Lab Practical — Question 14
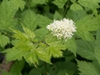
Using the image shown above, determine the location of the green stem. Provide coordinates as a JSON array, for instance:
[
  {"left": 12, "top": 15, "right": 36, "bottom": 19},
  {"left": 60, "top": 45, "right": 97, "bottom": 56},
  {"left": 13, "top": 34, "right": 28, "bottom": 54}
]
[
  {"left": 35, "top": 64, "right": 50, "bottom": 75},
  {"left": 63, "top": 0, "right": 70, "bottom": 17},
  {"left": 35, "top": 65, "right": 44, "bottom": 74}
]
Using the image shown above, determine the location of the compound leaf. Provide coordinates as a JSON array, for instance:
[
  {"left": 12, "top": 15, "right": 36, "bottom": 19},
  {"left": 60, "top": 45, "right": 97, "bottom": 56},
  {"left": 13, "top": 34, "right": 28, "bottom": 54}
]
[
  {"left": 0, "top": 34, "right": 10, "bottom": 48},
  {"left": 53, "top": 0, "right": 68, "bottom": 8},
  {"left": 78, "top": 0, "right": 100, "bottom": 10},
  {"left": 21, "top": 10, "right": 38, "bottom": 31},
  {"left": 76, "top": 40, "right": 95, "bottom": 60},
  {"left": 0, "top": 0, "right": 17, "bottom": 30},
  {"left": 5, "top": 48, "right": 26, "bottom": 62},
  {"left": 31, "top": 0, "right": 48, "bottom": 7},
  {"left": 10, "top": 0, "right": 26, "bottom": 10},
  {"left": 36, "top": 48, "right": 51, "bottom": 64},
  {"left": 77, "top": 61, "right": 99, "bottom": 75},
  {"left": 76, "top": 15, "right": 100, "bottom": 41},
  {"left": 70, "top": 3, "right": 83, "bottom": 11},
  {"left": 38, "top": 15, "right": 52, "bottom": 27},
  {"left": 64, "top": 38, "right": 77, "bottom": 56},
  {"left": 24, "top": 52, "right": 39, "bottom": 65},
  {"left": 94, "top": 30, "right": 100, "bottom": 65}
]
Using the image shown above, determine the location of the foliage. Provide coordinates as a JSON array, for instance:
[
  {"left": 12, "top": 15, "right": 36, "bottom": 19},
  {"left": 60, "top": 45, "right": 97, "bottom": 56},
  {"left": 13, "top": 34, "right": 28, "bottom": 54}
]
[{"left": 0, "top": 0, "right": 100, "bottom": 75}]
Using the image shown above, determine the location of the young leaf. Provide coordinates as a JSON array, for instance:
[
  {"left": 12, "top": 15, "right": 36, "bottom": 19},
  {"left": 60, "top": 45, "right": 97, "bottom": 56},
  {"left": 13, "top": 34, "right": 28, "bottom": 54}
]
[
  {"left": 10, "top": 0, "right": 26, "bottom": 10},
  {"left": 53, "top": 0, "right": 68, "bottom": 8},
  {"left": 0, "top": 34, "right": 10, "bottom": 48},
  {"left": 46, "top": 36, "right": 65, "bottom": 57},
  {"left": 21, "top": 10, "right": 38, "bottom": 31},
  {"left": 36, "top": 48, "right": 51, "bottom": 64},
  {"left": 47, "top": 46, "right": 63, "bottom": 58},
  {"left": 77, "top": 61, "right": 99, "bottom": 75},
  {"left": 45, "top": 34, "right": 60, "bottom": 45},
  {"left": 11, "top": 26, "right": 36, "bottom": 42},
  {"left": 24, "top": 52, "right": 39, "bottom": 65},
  {"left": 11, "top": 28, "right": 29, "bottom": 41},
  {"left": 0, "top": 0, "right": 17, "bottom": 30},
  {"left": 4, "top": 48, "right": 26, "bottom": 62},
  {"left": 23, "top": 26, "right": 36, "bottom": 41}
]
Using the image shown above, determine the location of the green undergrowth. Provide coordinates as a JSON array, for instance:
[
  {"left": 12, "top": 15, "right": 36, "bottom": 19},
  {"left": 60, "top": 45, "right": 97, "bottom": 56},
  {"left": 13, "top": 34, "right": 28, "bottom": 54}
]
[{"left": 0, "top": 0, "right": 100, "bottom": 75}]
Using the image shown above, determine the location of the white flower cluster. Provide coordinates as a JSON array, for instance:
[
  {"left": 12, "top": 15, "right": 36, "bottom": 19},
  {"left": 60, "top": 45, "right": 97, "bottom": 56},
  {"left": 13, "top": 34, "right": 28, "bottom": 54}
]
[{"left": 46, "top": 18, "right": 76, "bottom": 40}]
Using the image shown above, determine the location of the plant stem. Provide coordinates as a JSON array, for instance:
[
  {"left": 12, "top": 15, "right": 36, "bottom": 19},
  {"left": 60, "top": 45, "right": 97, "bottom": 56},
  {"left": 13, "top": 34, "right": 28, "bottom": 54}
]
[
  {"left": 0, "top": 57, "right": 13, "bottom": 75},
  {"left": 35, "top": 65, "right": 49, "bottom": 75},
  {"left": 63, "top": 0, "right": 70, "bottom": 17}
]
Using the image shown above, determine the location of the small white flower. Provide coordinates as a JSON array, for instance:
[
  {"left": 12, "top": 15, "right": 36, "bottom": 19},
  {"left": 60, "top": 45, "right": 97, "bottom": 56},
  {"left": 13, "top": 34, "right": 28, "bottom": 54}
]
[{"left": 46, "top": 18, "right": 76, "bottom": 41}]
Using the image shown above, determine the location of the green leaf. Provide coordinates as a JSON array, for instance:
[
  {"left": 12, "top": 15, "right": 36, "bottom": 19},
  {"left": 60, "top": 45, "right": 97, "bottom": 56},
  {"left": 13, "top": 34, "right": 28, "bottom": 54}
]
[
  {"left": 11, "top": 26, "right": 36, "bottom": 42},
  {"left": 57, "top": 70, "right": 67, "bottom": 75},
  {"left": 28, "top": 68, "right": 40, "bottom": 75},
  {"left": 10, "top": 0, "right": 26, "bottom": 10},
  {"left": 47, "top": 46, "right": 63, "bottom": 58},
  {"left": 76, "top": 29, "right": 94, "bottom": 41},
  {"left": 45, "top": 34, "right": 59, "bottom": 45},
  {"left": 10, "top": 61, "right": 24, "bottom": 75},
  {"left": 0, "top": 34, "right": 10, "bottom": 48},
  {"left": 34, "top": 28, "right": 49, "bottom": 41},
  {"left": 2, "top": 71, "right": 12, "bottom": 75},
  {"left": 31, "top": 0, "right": 48, "bottom": 7},
  {"left": 66, "top": 10, "right": 86, "bottom": 22},
  {"left": 78, "top": 0, "right": 100, "bottom": 10},
  {"left": 45, "top": 34, "right": 65, "bottom": 57},
  {"left": 36, "top": 48, "right": 51, "bottom": 64},
  {"left": 78, "top": 0, "right": 100, "bottom": 15},
  {"left": 76, "top": 15, "right": 100, "bottom": 41},
  {"left": 0, "top": 0, "right": 17, "bottom": 30},
  {"left": 71, "top": 0, "right": 76, "bottom": 3},
  {"left": 76, "top": 40, "right": 95, "bottom": 60},
  {"left": 64, "top": 38, "right": 77, "bottom": 56},
  {"left": 94, "top": 30, "right": 100, "bottom": 65},
  {"left": 11, "top": 28, "right": 29, "bottom": 41},
  {"left": 23, "top": 26, "right": 36, "bottom": 41},
  {"left": 21, "top": 10, "right": 38, "bottom": 31},
  {"left": 24, "top": 52, "right": 39, "bottom": 65},
  {"left": 55, "top": 61, "right": 77, "bottom": 75},
  {"left": 53, "top": 0, "right": 68, "bottom": 8},
  {"left": 53, "top": 11, "right": 63, "bottom": 20},
  {"left": 77, "top": 61, "right": 99, "bottom": 75},
  {"left": 46, "top": 37, "right": 65, "bottom": 57},
  {"left": 96, "top": 30, "right": 100, "bottom": 44},
  {"left": 70, "top": 3, "right": 83, "bottom": 11},
  {"left": 38, "top": 15, "right": 52, "bottom": 27},
  {"left": 5, "top": 48, "right": 26, "bottom": 62}
]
